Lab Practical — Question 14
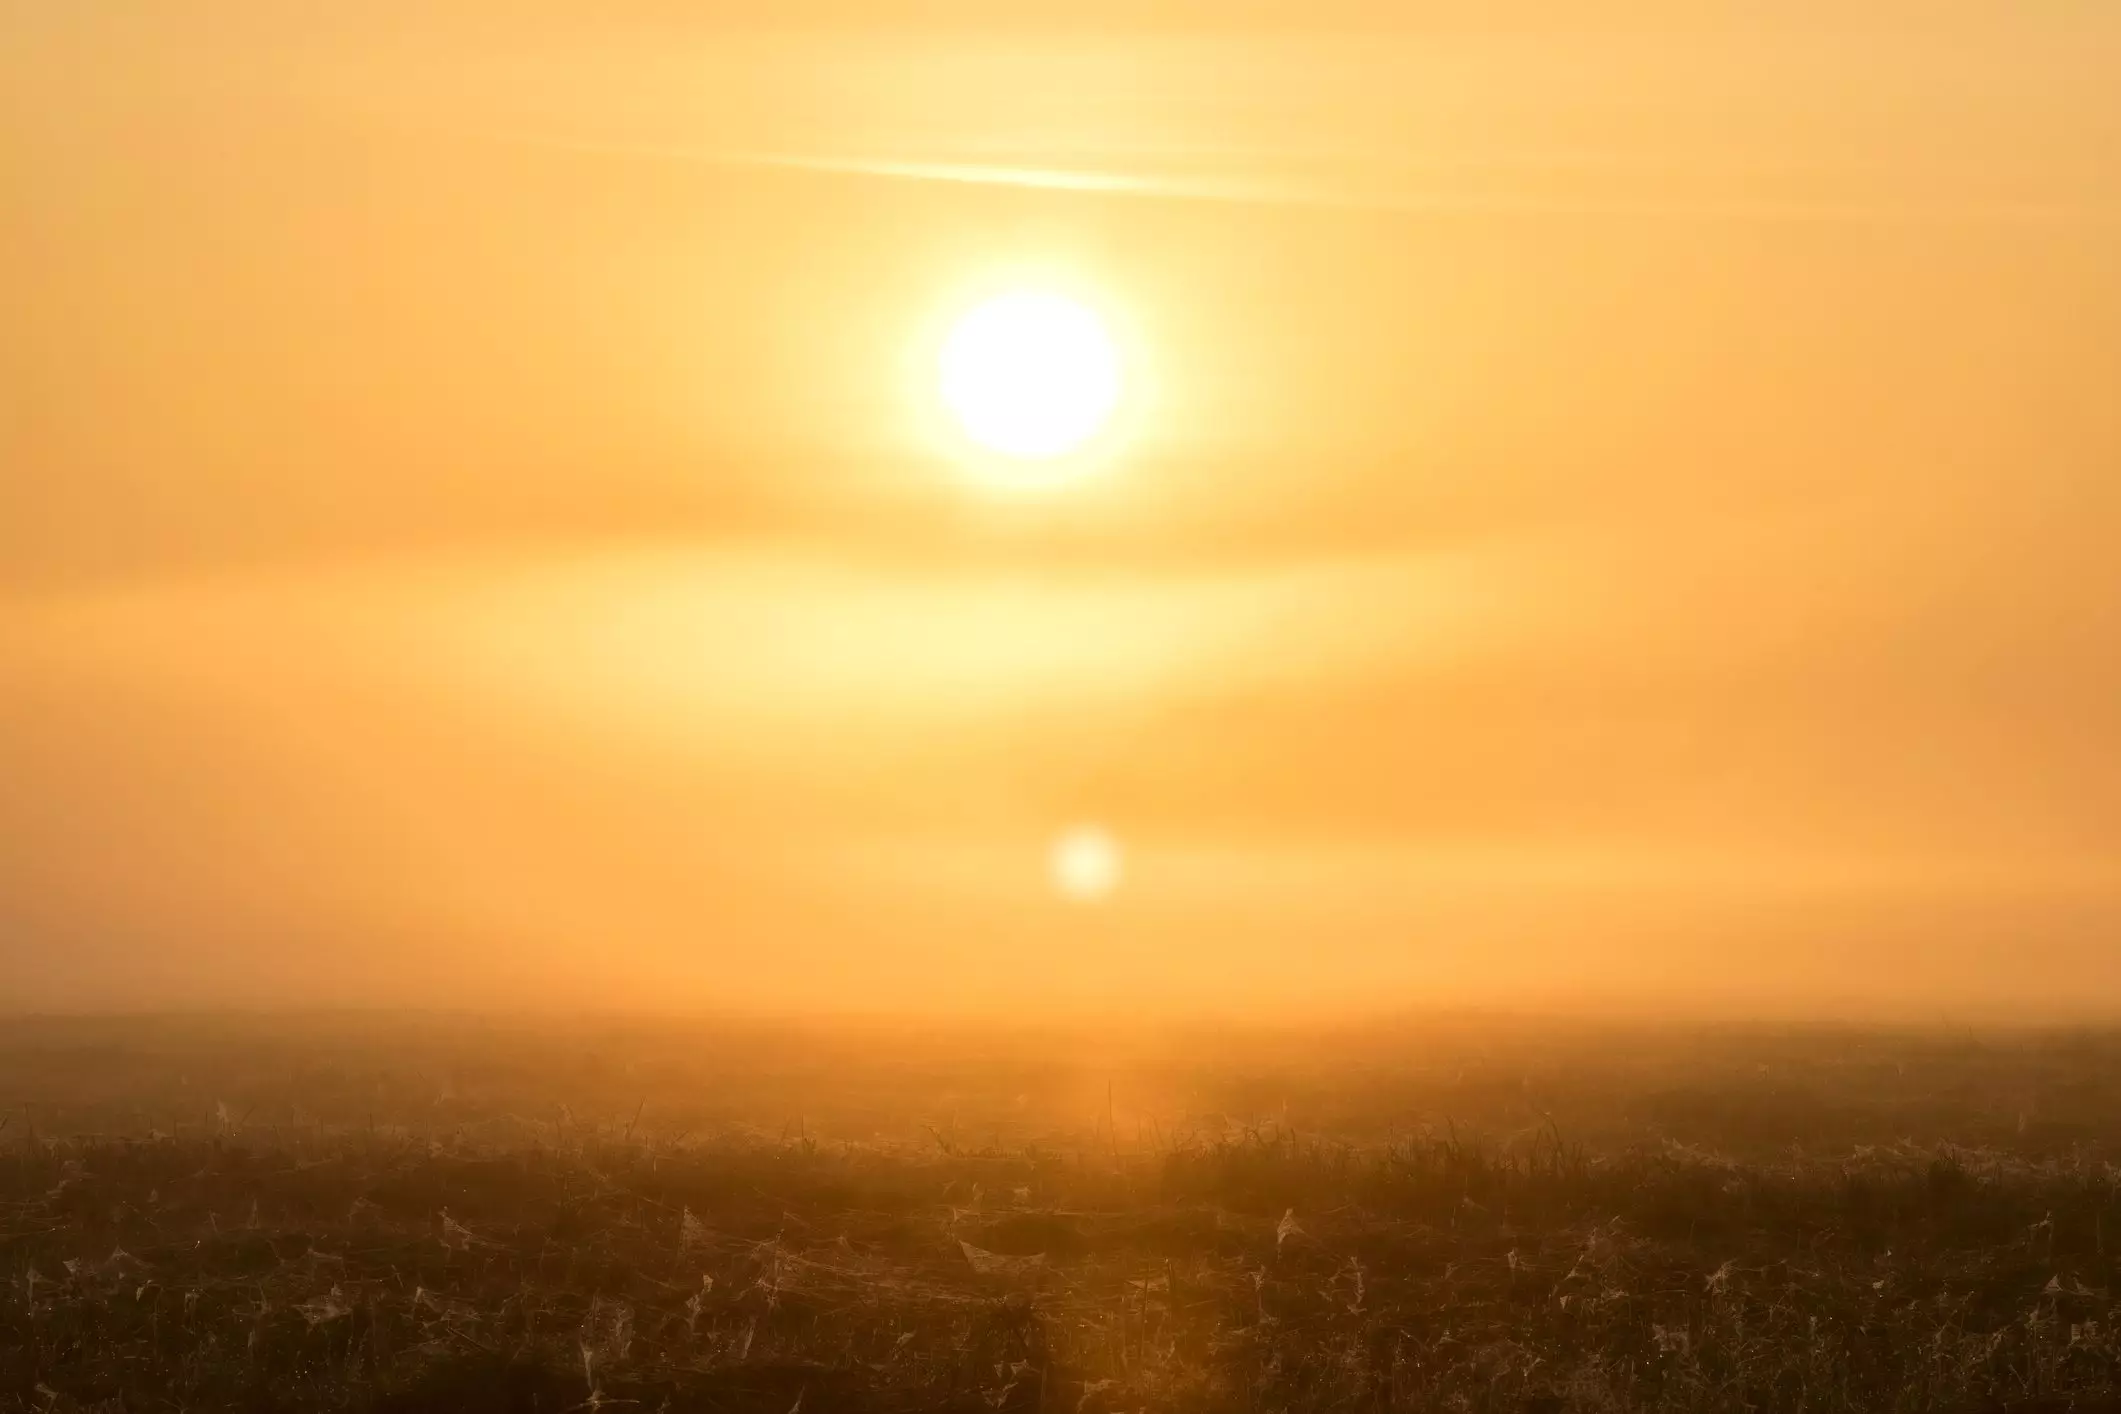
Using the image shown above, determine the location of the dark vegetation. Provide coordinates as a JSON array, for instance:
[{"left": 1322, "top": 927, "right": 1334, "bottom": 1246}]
[{"left": 9, "top": 1014, "right": 2121, "bottom": 1412}]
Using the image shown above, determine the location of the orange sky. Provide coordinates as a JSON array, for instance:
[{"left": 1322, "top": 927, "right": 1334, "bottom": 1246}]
[{"left": 3, "top": 4, "right": 2118, "bottom": 1016}]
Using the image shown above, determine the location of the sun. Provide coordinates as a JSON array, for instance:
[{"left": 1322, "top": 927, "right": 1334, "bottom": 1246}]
[{"left": 937, "top": 289, "right": 1124, "bottom": 467}]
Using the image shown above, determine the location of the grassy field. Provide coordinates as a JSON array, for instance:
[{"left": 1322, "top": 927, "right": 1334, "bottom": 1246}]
[{"left": 9, "top": 1014, "right": 2121, "bottom": 1412}]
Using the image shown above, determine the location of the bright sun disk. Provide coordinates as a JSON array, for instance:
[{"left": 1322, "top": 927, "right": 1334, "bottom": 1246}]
[{"left": 938, "top": 289, "right": 1122, "bottom": 463}]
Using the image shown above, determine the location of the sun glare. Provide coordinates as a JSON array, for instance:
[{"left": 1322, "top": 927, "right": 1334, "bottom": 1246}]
[{"left": 937, "top": 289, "right": 1123, "bottom": 466}]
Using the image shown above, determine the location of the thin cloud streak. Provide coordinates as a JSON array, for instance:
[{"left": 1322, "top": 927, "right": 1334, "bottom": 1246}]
[{"left": 502, "top": 131, "right": 2121, "bottom": 229}]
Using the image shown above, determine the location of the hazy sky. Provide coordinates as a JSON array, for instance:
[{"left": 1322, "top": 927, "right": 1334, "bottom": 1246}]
[{"left": 3, "top": 4, "right": 2118, "bottom": 1015}]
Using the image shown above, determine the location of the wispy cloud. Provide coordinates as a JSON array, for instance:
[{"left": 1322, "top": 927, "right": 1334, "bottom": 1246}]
[{"left": 503, "top": 131, "right": 2121, "bottom": 229}]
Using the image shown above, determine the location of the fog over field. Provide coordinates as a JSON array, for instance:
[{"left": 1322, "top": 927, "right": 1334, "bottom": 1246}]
[
  {"left": 12, "top": 1014, "right": 2121, "bottom": 1412},
  {"left": 6, "top": 6, "right": 2121, "bottom": 1407}
]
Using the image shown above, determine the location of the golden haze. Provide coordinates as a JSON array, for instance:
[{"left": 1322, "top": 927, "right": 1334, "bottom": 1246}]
[{"left": 2, "top": 3, "right": 2119, "bottom": 1017}]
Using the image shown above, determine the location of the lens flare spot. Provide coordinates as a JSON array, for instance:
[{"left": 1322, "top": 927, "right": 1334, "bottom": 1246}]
[{"left": 1051, "top": 825, "right": 1123, "bottom": 902}]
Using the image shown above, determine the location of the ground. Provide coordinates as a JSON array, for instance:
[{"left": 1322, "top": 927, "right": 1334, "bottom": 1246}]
[{"left": 8, "top": 1014, "right": 2121, "bottom": 1412}]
